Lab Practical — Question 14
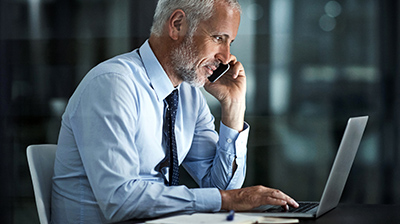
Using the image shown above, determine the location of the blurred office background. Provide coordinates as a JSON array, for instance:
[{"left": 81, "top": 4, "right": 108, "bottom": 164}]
[{"left": 0, "top": 0, "right": 399, "bottom": 223}]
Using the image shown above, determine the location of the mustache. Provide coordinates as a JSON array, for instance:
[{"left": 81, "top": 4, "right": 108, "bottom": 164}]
[{"left": 204, "top": 61, "right": 221, "bottom": 69}]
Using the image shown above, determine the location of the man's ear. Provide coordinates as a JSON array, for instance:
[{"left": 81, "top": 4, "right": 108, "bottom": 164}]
[{"left": 168, "top": 9, "right": 188, "bottom": 41}]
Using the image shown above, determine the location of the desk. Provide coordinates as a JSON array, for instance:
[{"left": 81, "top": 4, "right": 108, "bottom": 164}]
[
  {"left": 299, "top": 204, "right": 400, "bottom": 224},
  {"left": 128, "top": 204, "right": 400, "bottom": 224}
]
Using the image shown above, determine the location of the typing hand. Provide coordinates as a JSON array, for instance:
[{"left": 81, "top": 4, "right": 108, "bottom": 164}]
[{"left": 219, "top": 185, "right": 299, "bottom": 211}]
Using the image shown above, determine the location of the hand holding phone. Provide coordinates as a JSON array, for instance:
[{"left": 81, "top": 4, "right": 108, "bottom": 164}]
[
  {"left": 208, "top": 63, "right": 230, "bottom": 83},
  {"left": 204, "top": 58, "right": 246, "bottom": 131}
]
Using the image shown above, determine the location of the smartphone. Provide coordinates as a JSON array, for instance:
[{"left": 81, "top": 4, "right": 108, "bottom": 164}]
[{"left": 208, "top": 64, "right": 230, "bottom": 83}]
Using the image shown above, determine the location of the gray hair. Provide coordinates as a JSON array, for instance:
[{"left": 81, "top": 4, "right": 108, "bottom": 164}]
[{"left": 150, "top": 0, "right": 241, "bottom": 37}]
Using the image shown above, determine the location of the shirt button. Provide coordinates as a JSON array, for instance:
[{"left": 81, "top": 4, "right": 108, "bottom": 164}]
[{"left": 226, "top": 138, "right": 232, "bottom": 143}]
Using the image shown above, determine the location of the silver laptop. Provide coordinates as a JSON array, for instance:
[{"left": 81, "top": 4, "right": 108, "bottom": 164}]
[{"left": 248, "top": 116, "right": 368, "bottom": 218}]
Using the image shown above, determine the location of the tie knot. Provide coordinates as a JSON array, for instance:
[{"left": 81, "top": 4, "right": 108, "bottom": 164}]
[{"left": 166, "top": 89, "right": 179, "bottom": 111}]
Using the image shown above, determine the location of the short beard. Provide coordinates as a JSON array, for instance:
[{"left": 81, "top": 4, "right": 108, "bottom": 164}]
[{"left": 170, "top": 35, "right": 205, "bottom": 87}]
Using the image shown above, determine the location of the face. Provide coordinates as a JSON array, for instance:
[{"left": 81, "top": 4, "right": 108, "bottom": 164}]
[{"left": 170, "top": 2, "right": 241, "bottom": 87}]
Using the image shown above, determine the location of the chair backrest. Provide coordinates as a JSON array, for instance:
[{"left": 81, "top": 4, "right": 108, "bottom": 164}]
[{"left": 27, "top": 144, "right": 57, "bottom": 224}]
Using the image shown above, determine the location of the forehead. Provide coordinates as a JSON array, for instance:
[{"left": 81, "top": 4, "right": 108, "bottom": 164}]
[{"left": 199, "top": 2, "right": 241, "bottom": 38}]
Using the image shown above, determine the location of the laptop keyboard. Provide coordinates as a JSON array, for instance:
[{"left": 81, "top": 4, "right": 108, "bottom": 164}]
[{"left": 265, "top": 202, "right": 319, "bottom": 213}]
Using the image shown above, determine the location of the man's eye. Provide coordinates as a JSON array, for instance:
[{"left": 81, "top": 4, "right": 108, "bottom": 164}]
[{"left": 214, "top": 36, "right": 223, "bottom": 42}]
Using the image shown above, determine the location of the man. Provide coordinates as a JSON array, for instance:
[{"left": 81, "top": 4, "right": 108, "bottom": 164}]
[{"left": 51, "top": 0, "right": 299, "bottom": 223}]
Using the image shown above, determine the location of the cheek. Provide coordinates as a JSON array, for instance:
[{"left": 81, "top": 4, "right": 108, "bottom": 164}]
[
  {"left": 195, "top": 40, "right": 217, "bottom": 58},
  {"left": 201, "top": 44, "right": 218, "bottom": 58},
  {"left": 197, "top": 49, "right": 218, "bottom": 66}
]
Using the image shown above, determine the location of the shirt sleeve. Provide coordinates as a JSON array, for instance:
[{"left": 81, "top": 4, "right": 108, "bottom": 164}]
[
  {"left": 182, "top": 93, "right": 250, "bottom": 190},
  {"left": 68, "top": 73, "right": 221, "bottom": 222}
]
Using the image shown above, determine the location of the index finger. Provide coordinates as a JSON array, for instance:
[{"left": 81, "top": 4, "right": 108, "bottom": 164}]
[
  {"left": 227, "top": 57, "right": 244, "bottom": 80},
  {"left": 228, "top": 54, "right": 237, "bottom": 64},
  {"left": 271, "top": 190, "right": 299, "bottom": 208}
]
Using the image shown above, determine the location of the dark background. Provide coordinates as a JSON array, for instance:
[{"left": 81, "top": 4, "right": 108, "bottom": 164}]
[{"left": 0, "top": 0, "right": 399, "bottom": 223}]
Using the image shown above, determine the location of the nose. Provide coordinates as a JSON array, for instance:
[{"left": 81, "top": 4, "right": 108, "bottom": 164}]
[{"left": 216, "top": 43, "right": 231, "bottom": 65}]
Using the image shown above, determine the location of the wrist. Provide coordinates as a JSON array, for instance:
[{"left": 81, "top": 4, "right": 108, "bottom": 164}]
[
  {"left": 221, "top": 100, "right": 246, "bottom": 132},
  {"left": 219, "top": 189, "right": 230, "bottom": 211}
]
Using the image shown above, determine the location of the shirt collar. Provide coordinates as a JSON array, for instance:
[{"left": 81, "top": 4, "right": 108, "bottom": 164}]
[{"left": 139, "top": 40, "right": 177, "bottom": 101}]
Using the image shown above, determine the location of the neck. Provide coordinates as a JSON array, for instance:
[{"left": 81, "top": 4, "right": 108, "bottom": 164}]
[{"left": 149, "top": 35, "right": 183, "bottom": 87}]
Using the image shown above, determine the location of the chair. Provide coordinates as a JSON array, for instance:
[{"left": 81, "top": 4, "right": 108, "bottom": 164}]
[{"left": 27, "top": 144, "right": 57, "bottom": 224}]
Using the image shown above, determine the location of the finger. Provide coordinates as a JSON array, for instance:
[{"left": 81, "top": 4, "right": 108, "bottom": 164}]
[
  {"left": 229, "top": 61, "right": 245, "bottom": 79},
  {"left": 228, "top": 54, "right": 237, "bottom": 64},
  {"left": 267, "top": 197, "right": 289, "bottom": 206},
  {"left": 271, "top": 190, "right": 288, "bottom": 200},
  {"left": 271, "top": 190, "right": 299, "bottom": 208},
  {"left": 274, "top": 191, "right": 299, "bottom": 208},
  {"left": 282, "top": 204, "right": 290, "bottom": 211},
  {"left": 288, "top": 199, "right": 299, "bottom": 208},
  {"left": 283, "top": 198, "right": 299, "bottom": 208}
]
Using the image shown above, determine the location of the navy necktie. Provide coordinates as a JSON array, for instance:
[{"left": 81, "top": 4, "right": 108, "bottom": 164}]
[{"left": 164, "top": 89, "right": 179, "bottom": 186}]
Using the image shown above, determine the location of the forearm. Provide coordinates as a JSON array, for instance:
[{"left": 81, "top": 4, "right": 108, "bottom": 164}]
[
  {"left": 209, "top": 122, "right": 249, "bottom": 189},
  {"left": 220, "top": 99, "right": 246, "bottom": 132},
  {"left": 105, "top": 182, "right": 221, "bottom": 220},
  {"left": 184, "top": 121, "right": 249, "bottom": 190}
]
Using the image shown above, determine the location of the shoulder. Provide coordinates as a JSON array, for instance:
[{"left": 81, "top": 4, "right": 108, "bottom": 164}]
[
  {"left": 65, "top": 50, "right": 146, "bottom": 115},
  {"left": 76, "top": 50, "right": 148, "bottom": 94},
  {"left": 91, "top": 50, "right": 145, "bottom": 80}
]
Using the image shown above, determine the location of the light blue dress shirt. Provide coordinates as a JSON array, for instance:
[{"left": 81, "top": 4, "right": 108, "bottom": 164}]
[{"left": 51, "top": 40, "right": 249, "bottom": 223}]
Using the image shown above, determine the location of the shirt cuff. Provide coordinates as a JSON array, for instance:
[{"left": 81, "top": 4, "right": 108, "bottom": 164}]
[
  {"left": 218, "top": 121, "right": 249, "bottom": 158},
  {"left": 192, "top": 188, "right": 221, "bottom": 212}
]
